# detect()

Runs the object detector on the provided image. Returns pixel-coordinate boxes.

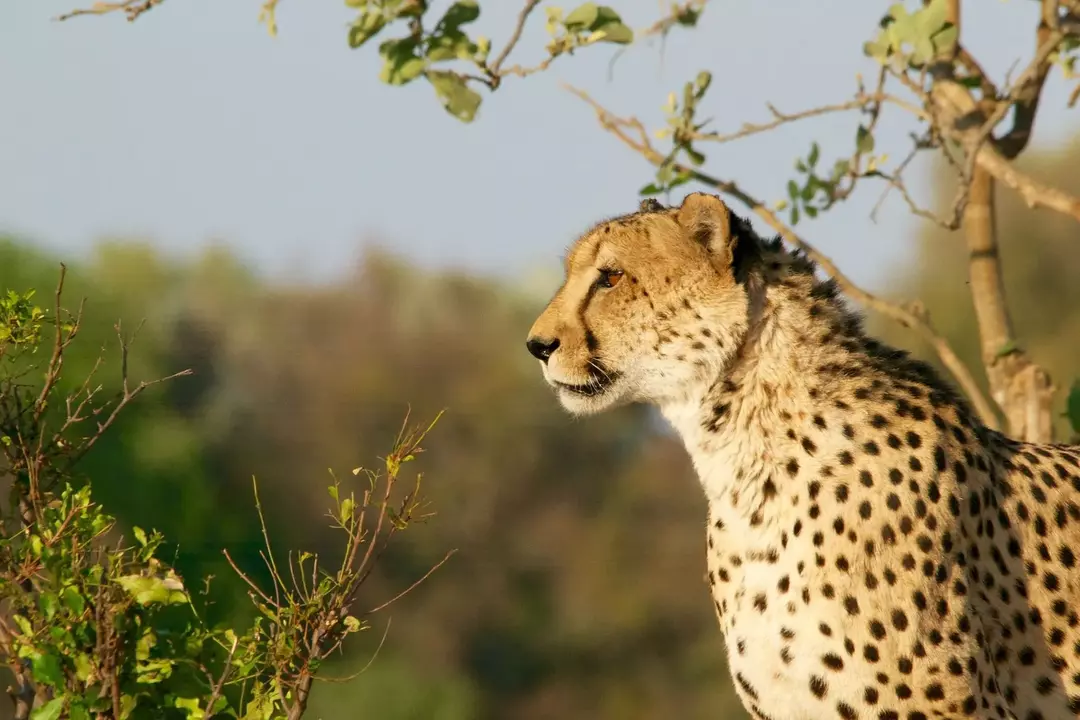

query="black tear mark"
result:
[584,328,599,353]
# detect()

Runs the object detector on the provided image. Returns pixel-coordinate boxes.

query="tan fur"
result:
[527,193,1080,720]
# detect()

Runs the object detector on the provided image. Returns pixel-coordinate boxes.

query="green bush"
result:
[0,269,449,720]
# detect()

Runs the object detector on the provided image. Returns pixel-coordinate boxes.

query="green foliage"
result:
[0,289,46,349]
[0,272,447,720]
[863,0,957,67]
[1,484,223,719]
[342,0,633,123]
[547,3,633,47]
[639,71,712,197]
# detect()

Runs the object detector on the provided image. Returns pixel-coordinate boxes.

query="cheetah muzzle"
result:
[527,192,1080,720]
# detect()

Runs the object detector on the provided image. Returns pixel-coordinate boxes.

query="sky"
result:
[0,0,1076,294]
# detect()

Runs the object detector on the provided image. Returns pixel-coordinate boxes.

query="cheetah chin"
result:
[527,192,1080,720]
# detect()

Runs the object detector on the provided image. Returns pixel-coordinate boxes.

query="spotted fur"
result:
[526,192,1080,720]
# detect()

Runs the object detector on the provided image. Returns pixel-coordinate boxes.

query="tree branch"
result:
[994,0,1059,158]
[564,84,1001,431]
[55,0,164,22]
[908,24,1080,224]
[941,0,1056,442]
[689,92,926,146]
[489,0,542,80]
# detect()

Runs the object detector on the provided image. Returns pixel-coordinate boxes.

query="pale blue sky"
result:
[1,0,1075,291]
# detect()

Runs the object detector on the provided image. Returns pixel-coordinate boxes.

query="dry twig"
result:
[55,0,164,22]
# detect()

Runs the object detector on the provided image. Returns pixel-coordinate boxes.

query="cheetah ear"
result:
[675,192,736,266]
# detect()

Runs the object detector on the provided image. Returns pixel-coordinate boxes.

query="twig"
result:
[489,0,542,79]
[317,618,393,684]
[55,0,165,22]
[994,0,1062,159]
[364,549,456,616]
[691,92,926,146]
[565,84,1001,430]
[634,0,710,42]
[202,634,239,720]
[221,548,277,607]
[893,50,1080,223]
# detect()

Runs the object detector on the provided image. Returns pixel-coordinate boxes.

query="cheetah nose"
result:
[526,336,560,363]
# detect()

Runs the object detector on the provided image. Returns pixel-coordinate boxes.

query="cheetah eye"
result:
[597,269,624,289]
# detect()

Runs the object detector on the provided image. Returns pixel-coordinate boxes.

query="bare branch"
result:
[365,549,456,616]
[994,0,1061,158]
[907,38,1080,223]
[55,0,165,22]
[689,92,927,146]
[489,0,542,79]
[202,634,239,720]
[944,0,1056,441]
[565,84,1001,430]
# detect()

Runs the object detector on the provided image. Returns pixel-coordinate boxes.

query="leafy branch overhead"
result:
[342,0,635,122]
[51,0,1080,435]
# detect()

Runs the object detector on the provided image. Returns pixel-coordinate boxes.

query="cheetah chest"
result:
[704,515,983,720]
[705,535,872,719]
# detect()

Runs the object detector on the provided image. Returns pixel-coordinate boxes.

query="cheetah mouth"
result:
[552,370,620,398]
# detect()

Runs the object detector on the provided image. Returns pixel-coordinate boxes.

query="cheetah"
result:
[526,192,1080,720]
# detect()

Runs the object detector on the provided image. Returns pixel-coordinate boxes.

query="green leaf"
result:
[932,24,958,56]
[426,71,482,123]
[62,586,86,615]
[808,142,820,168]
[39,592,59,621]
[13,613,32,636]
[685,147,705,166]
[73,653,93,682]
[917,0,949,36]
[343,615,362,633]
[911,36,935,66]
[133,526,147,546]
[340,497,355,524]
[694,71,712,96]
[787,180,799,200]
[117,575,189,606]
[563,2,599,30]
[348,12,387,49]
[675,7,700,27]
[31,698,65,720]
[378,38,426,86]
[135,659,174,684]
[1067,381,1080,433]
[639,183,663,195]
[591,21,633,44]
[425,31,478,63]
[437,0,480,32]
[856,125,875,155]
[31,651,64,687]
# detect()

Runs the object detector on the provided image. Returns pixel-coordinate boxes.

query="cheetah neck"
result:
[659,263,963,549]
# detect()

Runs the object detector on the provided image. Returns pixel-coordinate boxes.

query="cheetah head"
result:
[526,192,760,415]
